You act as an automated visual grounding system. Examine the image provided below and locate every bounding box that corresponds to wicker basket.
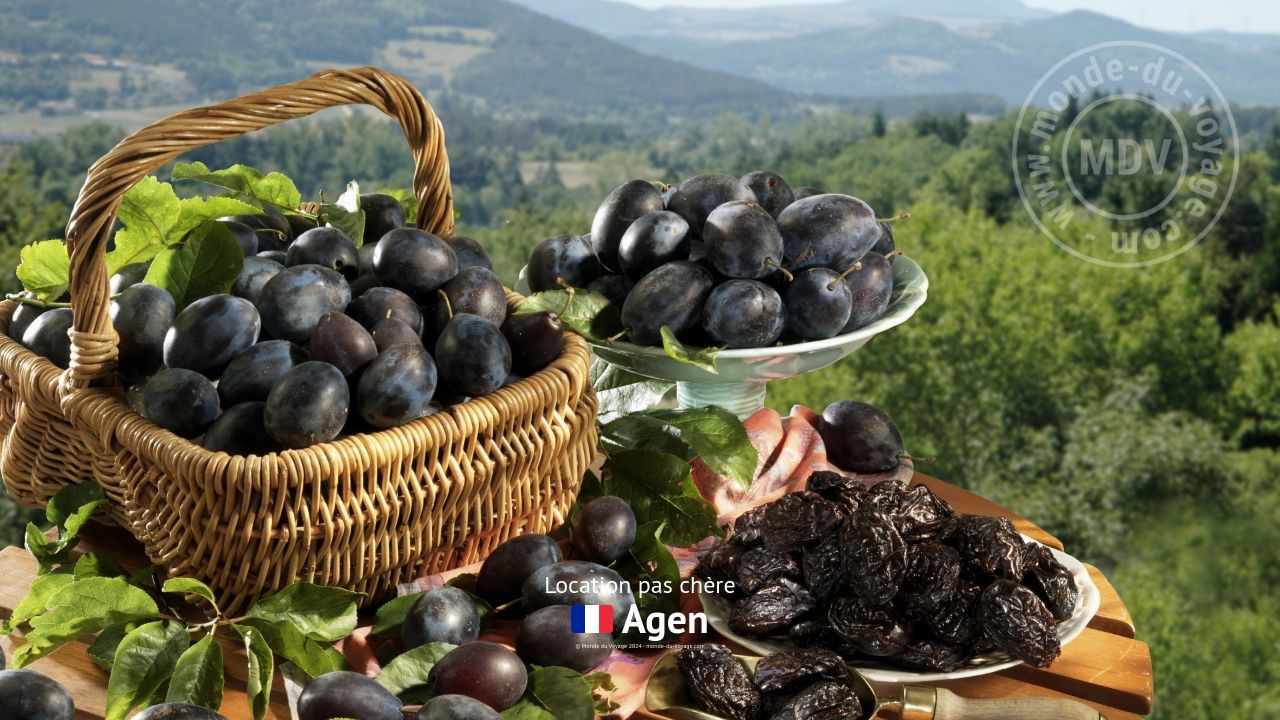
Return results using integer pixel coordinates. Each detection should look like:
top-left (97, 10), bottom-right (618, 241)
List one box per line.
top-left (0, 67), bottom-right (597, 614)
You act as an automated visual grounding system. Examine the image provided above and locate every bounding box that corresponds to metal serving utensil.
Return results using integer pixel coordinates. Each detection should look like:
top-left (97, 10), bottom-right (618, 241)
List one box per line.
top-left (645, 652), bottom-right (1107, 720)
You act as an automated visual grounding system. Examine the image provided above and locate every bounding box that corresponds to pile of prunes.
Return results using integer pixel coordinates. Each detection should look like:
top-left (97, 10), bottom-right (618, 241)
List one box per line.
top-left (676, 644), bottom-right (867, 720)
top-left (696, 474), bottom-right (1080, 673)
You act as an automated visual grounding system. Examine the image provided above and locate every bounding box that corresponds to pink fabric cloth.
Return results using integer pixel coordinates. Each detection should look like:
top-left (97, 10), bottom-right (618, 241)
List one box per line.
top-left (339, 406), bottom-right (910, 717)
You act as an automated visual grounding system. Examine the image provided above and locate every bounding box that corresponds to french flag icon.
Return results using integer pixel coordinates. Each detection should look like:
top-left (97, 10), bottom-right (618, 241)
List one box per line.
top-left (570, 604), bottom-right (614, 634)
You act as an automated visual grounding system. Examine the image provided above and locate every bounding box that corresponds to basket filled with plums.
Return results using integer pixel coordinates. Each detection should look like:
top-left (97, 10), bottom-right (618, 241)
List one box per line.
top-left (0, 67), bottom-right (597, 614)
top-left (521, 174), bottom-right (928, 417)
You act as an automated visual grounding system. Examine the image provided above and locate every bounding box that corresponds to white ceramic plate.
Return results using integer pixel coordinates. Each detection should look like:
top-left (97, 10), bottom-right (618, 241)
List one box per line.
top-left (700, 535), bottom-right (1101, 683)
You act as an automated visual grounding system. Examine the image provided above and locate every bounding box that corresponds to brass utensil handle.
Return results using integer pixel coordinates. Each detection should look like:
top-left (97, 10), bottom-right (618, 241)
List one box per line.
top-left (901, 686), bottom-right (1106, 720)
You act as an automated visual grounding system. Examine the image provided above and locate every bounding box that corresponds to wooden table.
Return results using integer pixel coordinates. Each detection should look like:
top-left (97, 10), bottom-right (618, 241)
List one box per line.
top-left (0, 473), bottom-right (1153, 719)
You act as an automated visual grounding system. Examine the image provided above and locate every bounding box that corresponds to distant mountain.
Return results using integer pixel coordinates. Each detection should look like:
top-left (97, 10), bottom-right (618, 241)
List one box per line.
top-left (510, 0), bottom-right (1050, 40)
top-left (602, 10), bottom-right (1280, 105)
top-left (0, 0), bottom-right (797, 123)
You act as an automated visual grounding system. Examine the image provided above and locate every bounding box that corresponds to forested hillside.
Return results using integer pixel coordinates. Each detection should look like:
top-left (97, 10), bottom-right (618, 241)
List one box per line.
top-left (2, 95), bottom-right (1280, 718)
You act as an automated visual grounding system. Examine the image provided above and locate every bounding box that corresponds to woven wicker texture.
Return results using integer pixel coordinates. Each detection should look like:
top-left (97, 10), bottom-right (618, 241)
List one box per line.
top-left (0, 67), bottom-right (597, 613)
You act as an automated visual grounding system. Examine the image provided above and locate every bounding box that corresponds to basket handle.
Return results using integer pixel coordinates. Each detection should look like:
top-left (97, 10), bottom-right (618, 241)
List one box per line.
top-left (61, 66), bottom-right (454, 391)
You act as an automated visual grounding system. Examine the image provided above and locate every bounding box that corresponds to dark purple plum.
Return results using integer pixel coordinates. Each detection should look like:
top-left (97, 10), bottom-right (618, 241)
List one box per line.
top-left (435, 314), bottom-right (511, 396)
top-left (347, 287), bottom-right (424, 335)
top-left (429, 642), bottom-right (528, 711)
top-left (793, 186), bottom-right (824, 200)
top-left (702, 280), bottom-right (785, 348)
top-left (257, 265), bottom-right (351, 344)
top-left (373, 228), bottom-right (459, 301)
top-left (403, 586), bottom-right (481, 649)
top-left (572, 495), bottom-right (637, 564)
top-left (665, 174), bottom-right (755, 238)
top-left (872, 221), bottom-right (896, 255)
top-left (287, 227), bottom-right (360, 280)
top-left (590, 180), bottom-right (665, 270)
top-left (586, 274), bottom-right (633, 308)
top-left (0, 669), bottom-right (74, 720)
top-left (219, 219), bottom-right (258, 256)
top-left (163, 294), bottom-right (261, 378)
top-left (109, 263), bottom-right (150, 294)
top-left (143, 368), bottom-right (220, 438)
top-left (527, 234), bottom-right (601, 292)
top-left (22, 308), bottom-right (74, 369)
top-left (704, 200), bottom-right (785, 279)
top-left (446, 236), bottom-right (493, 272)
top-left (842, 252), bottom-right (894, 332)
top-left (357, 344), bottom-right (437, 428)
top-left (218, 340), bottom-right (308, 406)
top-left (621, 261), bottom-right (714, 346)
top-left (417, 695), bottom-right (500, 720)
top-left (231, 257), bottom-right (285, 304)
top-left (784, 268), bottom-right (853, 340)
top-left (110, 283), bottom-right (175, 384)
top-left (360, 193), bottom-right (407, 244)
top-left (500, 312), bottom-right (564, 375)
top-left (298, 671), bottom-right (401, 720)
top-left (777, 194), bottom-right (880, 272)
top-left (370, 317), bottom-right (423, 351)
top-left (819, 400), bottom-right (904, 473)
top-left (516, 605), bottom-right (613, 672)
top-left (522, 561), bottom-right (636, 622)
top-left (476, 534), bottom-right (563, 605)
top-left (202, 402), bottom-right (276, 455)
top-left (433, 266), bottom-right (507, 330)
top-left (741, 171), bottom-right (795, 217)
top-left (618, 210), bottom-right (690, 280)
top-left (309, 312), bottom-right (377, 376)
top-left (263, 361), bottom-right (349, 448)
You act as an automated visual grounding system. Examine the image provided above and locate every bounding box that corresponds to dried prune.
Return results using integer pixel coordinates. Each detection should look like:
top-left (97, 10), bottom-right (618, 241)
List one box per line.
top-left (977, 580), bottom-right (1061, 667)
top-left (838, 510), bottom-right (907, 605)
top-left (788, 620), bottom-right (839, 649)
top-left (767, 680), bottom-right (862, 720)
top-left (801, 536), bottom-right (843, 603)
top-left (806, 471), bottom-right (865, 516)
top-left (828, 594), bottom-right (910, 657)
top-left (897, 639), bottom-right (966, 673)
top-left (899, 542), bottom-right (961, 614)
top-left (739, 547), bottom-right (801, 594)
top-left (752, 648), bottom-right (849, 694)
top-left (676, 644), bottom-right (762, 720)
top-left (914, 579), bottom-right (981, 647)
top-left (761, 492), bottom-right (843, 553)
top-left (731, 579), bottom-right (817, 637)
top-left (860, 479), bottom-right (907, 516)
top-left (697, 540), bottom-right (746, 585)
top-left (733, 507), bottom-right (769, 547)
top-left (895, 484), bottom-right (955, 541)
top-left (948, 516), bottom-right (1026, 581)
top-left (1022, 543), bottom-right (1079, 621)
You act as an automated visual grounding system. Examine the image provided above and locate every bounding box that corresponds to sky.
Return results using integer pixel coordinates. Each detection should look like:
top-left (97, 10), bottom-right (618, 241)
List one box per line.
top-left (609, 0), bottom-right (1280, 35)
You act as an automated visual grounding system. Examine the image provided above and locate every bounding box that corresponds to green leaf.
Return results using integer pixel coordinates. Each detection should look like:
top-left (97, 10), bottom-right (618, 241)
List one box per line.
top-left (172, 162), bottom-right (301, 211)
top-left (233, 625), bottom-right (275, 720)
top-left (246, 581), bottom-right (363, 642)
top-left (107, 176), bottom-right (182, 275)
top-left (628, 523), bottom-right (682, 617)
top-left (518, 288), bottom-right (623, 342)
top-left (602, 407), bottom-right (756, 488)
top-left (16, 240), bottom-right (71, 300)
top-left (173, 196), bottom-right (262, 239)
top-left (602, 449), bottom-right (722, 547)
top-left (166, 633), bottom-right (224, 709)
top-left (587, 360), bottom-right (673, 422)
top-left (74, 551), bottom-right (127, 580)
top-left (370, 591), bottom-right (423, 638)
top-left (105, 620), bottom-right (189, 720)
top-left (2, 572), bottom-right (74, 633)
top-left (87, 624), bottom-right (130, 670)
top-left (13, 576), bottom-right (161, 666)
top-left (318, 181), bottom-right (366, 247)
top-left (47, 481), bottom-right (106, 526)
top-left (501, 667), bottom-right (601, 720)
top-left (375, 642), bottom-right (455, 697)
top-left (241, 619), bottom-right (346, 679)
top-left (143, 220), bottom-right (244, 311)
top-left (162, 578), bottom-right (218, 609)
top-left (660, 326), bottom-right (719, 374)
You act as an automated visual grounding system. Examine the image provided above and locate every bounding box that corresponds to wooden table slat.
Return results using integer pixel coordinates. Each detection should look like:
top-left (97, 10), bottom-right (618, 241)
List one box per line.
top-left (1085, 564), bottom-right (1136, 638)
top-left (919, 673), bottom-right (1146, 720)
top-left (1003, 628), bottom-right (1154, 715)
